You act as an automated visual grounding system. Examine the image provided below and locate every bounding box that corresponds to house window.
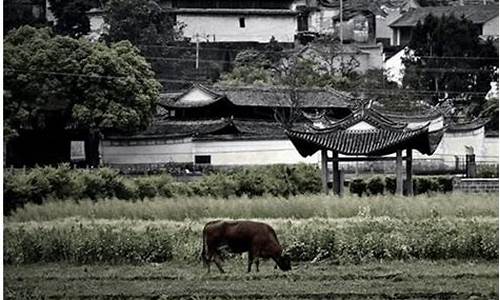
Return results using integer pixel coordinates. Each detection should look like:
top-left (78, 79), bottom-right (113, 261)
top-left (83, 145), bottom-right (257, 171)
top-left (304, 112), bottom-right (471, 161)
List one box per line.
top-left (239, 17), bottom-right (245, 28)
top-left (195, 155), bottom-right (211, 164)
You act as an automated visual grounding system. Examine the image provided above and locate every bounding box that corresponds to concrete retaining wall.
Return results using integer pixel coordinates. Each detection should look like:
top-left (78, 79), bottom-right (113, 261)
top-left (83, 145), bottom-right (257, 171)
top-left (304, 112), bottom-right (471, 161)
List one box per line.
top-left (453, 178), bottom-right (499, 193)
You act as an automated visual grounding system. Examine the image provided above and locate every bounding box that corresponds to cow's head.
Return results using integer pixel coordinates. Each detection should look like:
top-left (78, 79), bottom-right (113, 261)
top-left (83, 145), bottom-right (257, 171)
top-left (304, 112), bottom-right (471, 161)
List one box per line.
top-left (276, 253), bottom-right (291, 271)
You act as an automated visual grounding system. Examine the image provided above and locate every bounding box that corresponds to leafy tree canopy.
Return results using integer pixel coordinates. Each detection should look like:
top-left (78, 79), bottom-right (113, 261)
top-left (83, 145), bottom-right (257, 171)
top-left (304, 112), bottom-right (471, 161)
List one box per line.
top-left (103, 0), bottom-right (190, 90)
top-left (402, 14), bottom-right (498, 117)
top-left (4, 26), bottom-right (161, 140)
top-left (219, 35), bottom-right (396, 94)
top-left (103, 0), bottom-right (182, 45)
top-left (48, 0), bottom-right (100, 38)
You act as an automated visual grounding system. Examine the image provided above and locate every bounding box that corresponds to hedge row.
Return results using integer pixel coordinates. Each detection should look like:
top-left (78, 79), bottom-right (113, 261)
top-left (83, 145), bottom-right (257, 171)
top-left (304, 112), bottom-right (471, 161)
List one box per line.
top-left (349, 176), bottom-right (453, 197)
top-left (5, 218), bottom-right (498, 265)
top-left (3, 164), bottom-right (322, 215)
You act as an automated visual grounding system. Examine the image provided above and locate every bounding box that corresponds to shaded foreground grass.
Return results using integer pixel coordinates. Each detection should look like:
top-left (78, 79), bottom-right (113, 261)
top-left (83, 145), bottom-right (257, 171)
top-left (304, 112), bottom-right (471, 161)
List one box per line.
top-left (4, 260), bottom-right (498, 299)
top-left (7, 193), bottom-right (498, 222)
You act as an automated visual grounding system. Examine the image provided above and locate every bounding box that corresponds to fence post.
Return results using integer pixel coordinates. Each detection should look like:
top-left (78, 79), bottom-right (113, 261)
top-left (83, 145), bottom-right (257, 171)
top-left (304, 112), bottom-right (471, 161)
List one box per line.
top-left (465, 146), bottom-right (476, 178)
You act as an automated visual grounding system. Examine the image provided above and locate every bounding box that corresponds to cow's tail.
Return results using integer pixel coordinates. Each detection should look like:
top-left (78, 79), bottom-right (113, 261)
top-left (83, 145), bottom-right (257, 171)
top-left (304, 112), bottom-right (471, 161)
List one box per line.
top-left (201, 227), bottom-right (209, 266)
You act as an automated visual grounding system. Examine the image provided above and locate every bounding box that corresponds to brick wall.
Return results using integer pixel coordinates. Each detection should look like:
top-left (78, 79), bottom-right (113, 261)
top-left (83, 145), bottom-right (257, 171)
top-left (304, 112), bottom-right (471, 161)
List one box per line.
top-left (453, 178), bottom-right (499, 193)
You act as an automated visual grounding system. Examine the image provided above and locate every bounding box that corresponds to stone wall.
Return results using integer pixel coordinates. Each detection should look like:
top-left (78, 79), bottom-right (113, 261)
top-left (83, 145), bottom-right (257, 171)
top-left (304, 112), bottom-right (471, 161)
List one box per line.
top-left (453, 178), bottom-right (499, 193)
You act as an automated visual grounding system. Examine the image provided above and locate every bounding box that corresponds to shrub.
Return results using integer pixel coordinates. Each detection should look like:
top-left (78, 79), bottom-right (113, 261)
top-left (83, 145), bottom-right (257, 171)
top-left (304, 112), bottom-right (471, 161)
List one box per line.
top-left (436, 176), bottom-right (453, 193)
top-left (349, 179), bottom-right (367, 197)
top-left (289, 164), bottom-right (322, 194)
top-left (367, 177), bottom-right (384, 195)
top-left (385, 177), bottom-right (396, 194)
top-left (233, 168), bottom-right (267, 197)
top-left (477, 164), bottom-right (499, 178)
top-left (4, 172), bottom-right (32, 215)
top-left (113, 179), bottom-right (137, 200)
top-left (414, 177), bottom-right (432, 195)
top-left (134, 177), bottom-right (158, 200)
top-left (42, 164), bottom-right (78, 199)
top-left (264, 165), bottom-right (296, 197)
top-left (199, 173), bottom-right (239, 198)
top-left (154, 175), bottom-right (176, 198)
top-left (76, 171), bottom-right (109, 200)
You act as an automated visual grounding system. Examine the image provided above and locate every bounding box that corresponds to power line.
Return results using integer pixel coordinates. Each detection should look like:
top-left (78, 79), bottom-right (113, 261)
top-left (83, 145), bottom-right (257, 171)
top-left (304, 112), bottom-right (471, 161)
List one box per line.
top-left (136, 44), bottom-right (499, 61)
top-left (140, 56), bottom-right (497, 73)
top-left (5, 68), bottom-right (492, 96)
top-left (418, 55), bottom-right (499, 61)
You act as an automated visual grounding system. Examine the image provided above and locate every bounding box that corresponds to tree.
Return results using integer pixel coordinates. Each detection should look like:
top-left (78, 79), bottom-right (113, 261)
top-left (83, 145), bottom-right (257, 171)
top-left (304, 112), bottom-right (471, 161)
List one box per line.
top-left (4, 0), bottom-right (47, 34)
top-left (103, 0), bottom-right (191, 89)
top-left (48, 0), bottom-right (99, 38)
top-left (4, 26), bottom-right (161, 165)
top-left (219, 35), bottom-right (363, 90)
top-left (402, 14), bottom-right (498, 118)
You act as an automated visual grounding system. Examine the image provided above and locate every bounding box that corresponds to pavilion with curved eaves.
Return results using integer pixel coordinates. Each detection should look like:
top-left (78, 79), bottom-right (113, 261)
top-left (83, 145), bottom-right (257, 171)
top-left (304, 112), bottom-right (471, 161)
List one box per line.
top-left (285, 102), bottom-right (446, 196)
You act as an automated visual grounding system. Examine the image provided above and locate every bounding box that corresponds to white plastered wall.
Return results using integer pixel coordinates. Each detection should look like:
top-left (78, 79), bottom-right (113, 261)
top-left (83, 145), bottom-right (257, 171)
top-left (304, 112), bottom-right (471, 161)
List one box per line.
top-left (178, 14), bottom-right (297, 42)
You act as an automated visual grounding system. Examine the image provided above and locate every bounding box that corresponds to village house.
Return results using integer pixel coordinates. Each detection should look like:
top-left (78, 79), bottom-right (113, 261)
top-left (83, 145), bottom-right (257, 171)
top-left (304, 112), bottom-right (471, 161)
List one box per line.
top-left (165, 0), bottom-right (299, 43)
top-left (100, 84), bottom-right (355, 167)
top-left (389, 4), bottom-right (499, 46)
top-left (100, 84), bottom-right (498, 171)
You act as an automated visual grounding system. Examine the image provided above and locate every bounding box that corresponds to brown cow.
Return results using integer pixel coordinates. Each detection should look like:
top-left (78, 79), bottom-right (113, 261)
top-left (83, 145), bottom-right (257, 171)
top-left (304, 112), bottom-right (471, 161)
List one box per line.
top-left (201, 220), bottom-right (291, 273)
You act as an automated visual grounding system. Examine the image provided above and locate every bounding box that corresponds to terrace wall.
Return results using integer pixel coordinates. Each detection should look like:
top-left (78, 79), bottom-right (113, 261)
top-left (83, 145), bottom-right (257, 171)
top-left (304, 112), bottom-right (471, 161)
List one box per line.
top-left (453, 178), bottom-right (499, 193)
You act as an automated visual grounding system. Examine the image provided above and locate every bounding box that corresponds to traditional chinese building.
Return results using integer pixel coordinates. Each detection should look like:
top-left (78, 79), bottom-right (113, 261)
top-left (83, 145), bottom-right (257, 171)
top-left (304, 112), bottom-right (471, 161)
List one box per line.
top-left (285, 101), bottom-right (446, 195)
top-left (101, 84), bottom-right (355, 167)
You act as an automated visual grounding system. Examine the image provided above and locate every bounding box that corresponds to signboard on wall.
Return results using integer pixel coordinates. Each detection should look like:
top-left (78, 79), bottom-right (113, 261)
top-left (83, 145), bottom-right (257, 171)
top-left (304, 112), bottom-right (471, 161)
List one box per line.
top-left (70, 141), bottom-right (85, 161)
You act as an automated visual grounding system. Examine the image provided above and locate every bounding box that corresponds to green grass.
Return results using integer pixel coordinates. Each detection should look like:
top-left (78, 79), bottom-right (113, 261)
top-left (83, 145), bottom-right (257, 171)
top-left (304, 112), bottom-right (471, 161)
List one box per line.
top-left (4, 261), bottom-right (498, 299)
top-left (7, 193), bottom-right (498, 222)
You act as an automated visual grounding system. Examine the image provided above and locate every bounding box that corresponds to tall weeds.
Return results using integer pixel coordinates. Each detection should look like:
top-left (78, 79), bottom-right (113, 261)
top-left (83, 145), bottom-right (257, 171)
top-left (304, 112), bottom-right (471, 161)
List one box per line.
top-left (7, 193), bottom-right (498, 222)
top-left (4, 218), bottom-right (498, 264)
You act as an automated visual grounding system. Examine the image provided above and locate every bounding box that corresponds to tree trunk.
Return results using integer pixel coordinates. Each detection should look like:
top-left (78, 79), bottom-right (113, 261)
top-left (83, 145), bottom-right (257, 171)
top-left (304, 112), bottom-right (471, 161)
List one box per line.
top-left (85, 129), bottom-right (101, 167)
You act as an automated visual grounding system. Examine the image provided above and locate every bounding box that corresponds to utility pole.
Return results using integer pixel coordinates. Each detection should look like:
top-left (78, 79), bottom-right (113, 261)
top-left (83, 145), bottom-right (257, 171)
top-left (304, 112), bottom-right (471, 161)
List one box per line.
top-left (339, 0), bottom-right (343, 45)
top-left (195, 33), bottom-right (200, 70)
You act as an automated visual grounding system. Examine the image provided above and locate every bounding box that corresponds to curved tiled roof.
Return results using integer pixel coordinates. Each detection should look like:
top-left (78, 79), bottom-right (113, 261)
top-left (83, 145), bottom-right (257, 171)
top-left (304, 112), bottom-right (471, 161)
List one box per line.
top-left (287, 105), bottom-right (445, 156)
top-left (447, 118), bottom-right (489, 132)
top-left (160, 84), bottom-right (355, 108)
top-left (390, 5), bottom-right (499, 27)
top-left (287, 126), bottom-right (436, 156)
top-left (107, 119), bottom-right (288, 140)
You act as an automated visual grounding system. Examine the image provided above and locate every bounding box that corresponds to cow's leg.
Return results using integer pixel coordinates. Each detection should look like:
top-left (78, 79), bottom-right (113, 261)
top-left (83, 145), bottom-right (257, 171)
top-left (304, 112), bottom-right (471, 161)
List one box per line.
top-left (255, 258), bottom-right (260, 272)
top-left (247, 252), bottom-right (254, 273)
top-left (213, 253), bottom-right (225, 273)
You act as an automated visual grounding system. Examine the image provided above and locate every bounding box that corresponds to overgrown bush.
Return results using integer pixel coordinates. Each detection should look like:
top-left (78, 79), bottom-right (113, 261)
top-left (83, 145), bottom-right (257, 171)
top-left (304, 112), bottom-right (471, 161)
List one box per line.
top-left (3, 164), bottom-right (458, 215)
top-left (134, 177), bottom-right (158, 200)
top-left (477, 164), bottom-right (499, 178)
top-left (233, 168), bottom-right (267, 197)
top-left (4, 225), bottom-right (173, 264)
top-left (367, 177), bottom-right (384, 195)
top-left (436, 176), bottom-right (453, 193)
top-left (385, 177), bottom-right (396, 194)
top-left (349, 179), bottom-right (367, 197)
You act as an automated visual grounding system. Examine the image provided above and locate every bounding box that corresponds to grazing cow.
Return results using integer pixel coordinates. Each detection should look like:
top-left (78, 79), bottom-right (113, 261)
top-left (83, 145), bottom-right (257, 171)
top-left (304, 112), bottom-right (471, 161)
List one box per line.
top-left (201, 220), bottom-right (291, 273)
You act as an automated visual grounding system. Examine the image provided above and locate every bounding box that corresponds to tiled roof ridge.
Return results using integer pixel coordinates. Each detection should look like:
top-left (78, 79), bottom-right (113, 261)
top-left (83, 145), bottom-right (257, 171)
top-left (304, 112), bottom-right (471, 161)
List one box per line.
top-left (286, 123), bottom-right (432, 156)
top-left (447, 117), bottom-right (490, 131)
top-left (302, 105), bottom-right (410, 132)
top-left (390, 4), bottom-right (499, 27)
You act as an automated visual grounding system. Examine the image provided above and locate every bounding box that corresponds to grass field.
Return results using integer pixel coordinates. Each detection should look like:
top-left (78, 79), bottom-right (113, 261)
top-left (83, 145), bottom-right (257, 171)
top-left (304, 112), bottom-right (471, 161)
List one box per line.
top-left (4, 260), bottom-right (498, 299)
top-left (5, 193), bottom-right (498, 299)
top-left (7, 193), bottom-right (498, 222)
